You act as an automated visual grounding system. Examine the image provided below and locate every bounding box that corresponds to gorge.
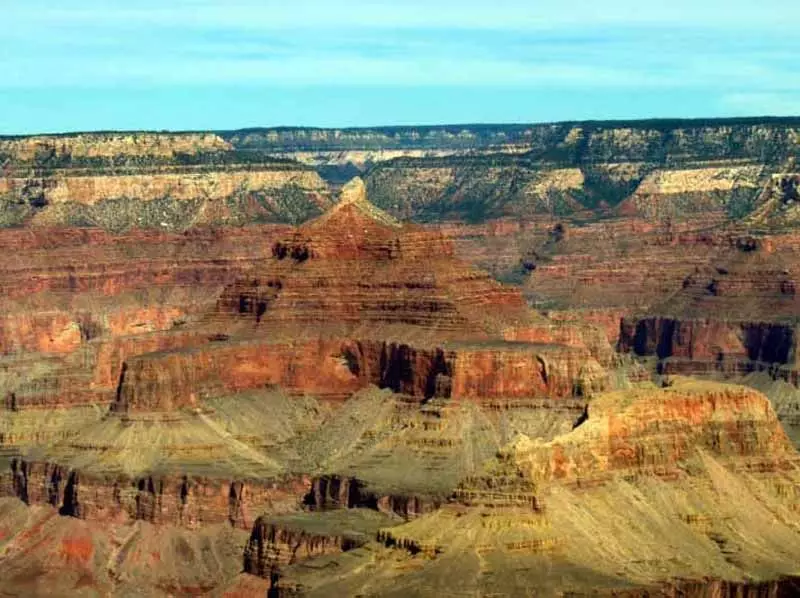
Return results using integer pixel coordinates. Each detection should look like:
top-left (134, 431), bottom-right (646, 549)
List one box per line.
top-left (1, 119), bottom-right (800, 596)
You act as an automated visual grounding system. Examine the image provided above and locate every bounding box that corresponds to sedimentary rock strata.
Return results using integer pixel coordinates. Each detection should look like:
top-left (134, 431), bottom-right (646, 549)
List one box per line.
top-left (0, 132), bottom-right (231, 161)
top-left (111, 179), bottom-right (603, 412)
top-left (281, 379), bottom-right (800, 597)
top-left (2, 120), bottom-right (800, 596)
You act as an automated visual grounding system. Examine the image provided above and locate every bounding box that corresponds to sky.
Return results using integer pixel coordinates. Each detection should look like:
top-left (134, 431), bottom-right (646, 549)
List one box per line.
top-left (1, 0), bottom-right (799, 133)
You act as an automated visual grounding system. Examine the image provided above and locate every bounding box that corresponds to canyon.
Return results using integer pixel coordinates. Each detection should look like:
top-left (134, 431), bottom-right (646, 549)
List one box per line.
top-left (1, 119), bottom-right (800, 596)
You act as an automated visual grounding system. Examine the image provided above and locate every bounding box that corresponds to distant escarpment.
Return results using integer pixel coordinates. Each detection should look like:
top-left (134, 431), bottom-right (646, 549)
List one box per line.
top-left (0, 167), bottom-right (329, 230)
top-left (358, 119), bottom-right (799, 223)
top-left (3, 118), bottom-right (800, 230)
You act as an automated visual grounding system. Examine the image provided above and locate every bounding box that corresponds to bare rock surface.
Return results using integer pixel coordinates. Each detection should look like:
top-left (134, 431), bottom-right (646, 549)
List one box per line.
top-left (2, 121), bottom-right (800, 595)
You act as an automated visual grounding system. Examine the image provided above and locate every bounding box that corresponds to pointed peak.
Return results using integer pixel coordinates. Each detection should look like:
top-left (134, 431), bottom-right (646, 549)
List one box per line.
top-left (304, 176), bottom-right (401, 230)
top-left (339, 176), bottom-right (368, 205)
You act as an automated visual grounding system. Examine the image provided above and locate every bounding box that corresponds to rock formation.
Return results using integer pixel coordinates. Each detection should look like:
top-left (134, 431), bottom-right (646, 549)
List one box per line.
top-left (2, 121), bottom-right (800, 596)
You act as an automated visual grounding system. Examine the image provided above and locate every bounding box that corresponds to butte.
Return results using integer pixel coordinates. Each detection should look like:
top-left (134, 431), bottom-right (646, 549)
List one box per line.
top-left (3, 177), bottom-right (607, 529)
top-left (115, 176), bottom-right (609, 411)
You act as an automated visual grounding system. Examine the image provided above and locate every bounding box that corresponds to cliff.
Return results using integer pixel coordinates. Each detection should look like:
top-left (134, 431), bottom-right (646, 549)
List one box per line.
top-left (0, 168), bottom-right (329, 230)
top-left (3, 118), bottom-right (800, 230)
top-left (272, 379), bottom-right (800, 597)
top-left (2, 121), bottom-right (800, 597)
top-left (614, 233), bottom-right (800, 392)
top-left (106, 179), bottom-right (605, 412)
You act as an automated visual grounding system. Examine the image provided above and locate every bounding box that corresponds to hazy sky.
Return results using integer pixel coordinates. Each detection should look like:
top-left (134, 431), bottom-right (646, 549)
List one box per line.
top-left (2, 0), bottom-right (799, 133)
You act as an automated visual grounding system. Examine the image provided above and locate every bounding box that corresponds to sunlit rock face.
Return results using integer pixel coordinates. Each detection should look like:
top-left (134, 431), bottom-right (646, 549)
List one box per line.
top-left (111, 177), bottom-right (605, 412)
top-left (2, 121), bottom-right (800, 597)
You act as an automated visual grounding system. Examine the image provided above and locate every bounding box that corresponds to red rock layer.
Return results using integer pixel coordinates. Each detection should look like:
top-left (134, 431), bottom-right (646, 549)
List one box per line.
top-left (304, 475), bottom-right (441, 519)
top-left (0, 224), bottom-right (301, 413)
top-left (617, 234), bottom-right (800, 380)
top-left (620, 317), bottom-right (796, 365)
top-left (1, 458), bottom-right (308, 530)
top-left (528, 219), bottom-right (726, 319)
top-left (115, 338), bottom-right (605, 412)
top-left (214, 204), bottom-right (531, 336)
top-left (0, 225), bottom-right (289, 300)
top-left (110, 179), bottom-right (602, 412)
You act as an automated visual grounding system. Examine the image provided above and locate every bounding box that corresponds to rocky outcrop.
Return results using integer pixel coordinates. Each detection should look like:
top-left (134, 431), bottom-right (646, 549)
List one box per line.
top-left (619, 166), bottom-right (763, 220)
top-left (747, 173), bottom-right (800, 229)
top-left (620, 317), bottom-right (796, 366)
top-left (513, 379), bottom-right (796, 483)
top-left (215, 178), bottom-right (531, 335)
top-left (450, 343), bottom-right (608, 399)
top-left (113, 338), bottom-right (367, 408)
top-left (114, 337), bottom-right (601, 412)
top-left (243, 517), bottom-right (363, 576)
top-left (0, 458), bottom-right (308, 529)
top-left (111, 178), bottom-right (603, 410)
top-left (304, 475), bottom-right (441, 519)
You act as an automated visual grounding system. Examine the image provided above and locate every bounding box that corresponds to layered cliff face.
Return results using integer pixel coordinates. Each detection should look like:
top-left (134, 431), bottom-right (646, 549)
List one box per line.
top-left (0, 132), bottom-right (231, 161)
top-left (0, 130), bottom-right (332, 229)
top-left (365, 163), bottom-right (586, 222)
top-left (242, 510), bottom-right (395, 577)
top-left (512, 378), bottom-right (794, 482)
top-left (364, 160), bottom-right (760, 223)
top-left (109, 178), bottom-right (606, 413)
top-left (0, 168), bottom-right (329, 230)
top-left (356, 120), bottom-right (799, 223)
top-left (525, 218), bottom-right (725, 316)
top-left (747, 172), bottom-right (800, 229)
top-left (615, 234), bottom-right (800, 388)
top-left (264, 379), bottom-right (800, 597)
top-left (522, 218), bottom-right (800, 444)
top-left (618, 165), bottom-right (764, 220)
top-left (215, 177), bottom-right (531, 336)
top-left (2, 122), bottom-right (800, 597)
top-left (3, 119), bottom-right (800, 232)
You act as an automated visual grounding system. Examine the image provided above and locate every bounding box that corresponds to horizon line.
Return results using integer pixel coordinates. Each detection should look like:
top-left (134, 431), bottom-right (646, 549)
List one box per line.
top-left (3, 114), bottom-right (800, 138)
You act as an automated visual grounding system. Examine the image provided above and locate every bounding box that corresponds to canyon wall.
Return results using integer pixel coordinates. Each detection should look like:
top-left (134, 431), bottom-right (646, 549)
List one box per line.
top-left (0, 459), bottom-right (308, 530)
top-left (4, 118), bottom-right (800, 229)
top-left (3, 120), bottom-right (800, 596)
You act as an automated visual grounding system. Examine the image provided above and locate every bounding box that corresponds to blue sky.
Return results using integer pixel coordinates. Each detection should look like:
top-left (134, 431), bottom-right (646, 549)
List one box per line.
top-left (2, 0), bottom-right (799, 133)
